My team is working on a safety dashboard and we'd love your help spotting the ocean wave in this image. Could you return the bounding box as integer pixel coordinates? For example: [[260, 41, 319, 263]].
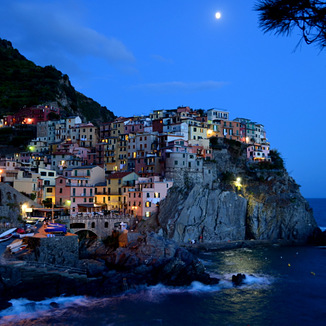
[[198, 258, 213, 266], [0, 274, 274, 324], [217, 273, 273, 290], [0, 296, 90, 325]]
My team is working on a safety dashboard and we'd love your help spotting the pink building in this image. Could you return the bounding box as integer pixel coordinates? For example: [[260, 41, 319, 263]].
[[55, 176, 72, 211], [247, 144, 271, 161], [126, 176, 173, 219], [58, 166, 106, 215], [124, 119, 146, 134]]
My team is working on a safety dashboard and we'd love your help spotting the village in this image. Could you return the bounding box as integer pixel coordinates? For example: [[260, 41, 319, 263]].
[[0, 105, 271, 221]]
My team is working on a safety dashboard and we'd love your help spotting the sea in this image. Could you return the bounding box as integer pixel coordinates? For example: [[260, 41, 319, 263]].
[[0, 198, 325, 326]]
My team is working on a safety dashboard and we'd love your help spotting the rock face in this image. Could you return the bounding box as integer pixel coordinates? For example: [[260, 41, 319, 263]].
[[158, 140, 317, 244], [159, 186, 247, 243], [0, 183, 41, 223], [105, 232, 218, 286]]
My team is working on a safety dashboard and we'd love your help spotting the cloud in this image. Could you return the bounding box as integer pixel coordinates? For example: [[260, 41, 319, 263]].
[[151, 54, 174, 64], [0, 0, 135, 65], [132, 81, 228, 93]]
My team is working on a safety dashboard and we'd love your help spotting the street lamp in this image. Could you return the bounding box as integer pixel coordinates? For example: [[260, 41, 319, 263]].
[[234, 177, 242, 190], [21, 203, 28, 219]]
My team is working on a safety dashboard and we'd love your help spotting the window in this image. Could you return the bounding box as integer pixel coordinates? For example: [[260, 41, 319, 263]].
[[41, 172, 46, 176], [145, 212, 151, 218], [48, 172, 55, 177], [59, 179, 63, 184], [174, 161, 178, 165], [46, 188, 52, 193], [145, 201, 151, 207], [59, 188, 63, 193]]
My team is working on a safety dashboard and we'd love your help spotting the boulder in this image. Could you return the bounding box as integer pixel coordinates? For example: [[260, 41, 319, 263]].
[[105, 232, 219, 286], [232, 273, 246, 286]]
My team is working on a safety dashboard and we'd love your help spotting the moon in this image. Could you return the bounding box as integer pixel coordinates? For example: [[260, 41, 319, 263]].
[[215, 12, 221, 19]]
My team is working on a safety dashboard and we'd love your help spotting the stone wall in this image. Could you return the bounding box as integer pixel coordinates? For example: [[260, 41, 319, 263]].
[[24, 235, 79, 267]]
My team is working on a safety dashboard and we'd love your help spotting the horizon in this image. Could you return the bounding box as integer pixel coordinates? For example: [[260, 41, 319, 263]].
[[1, 0, 325, 198]]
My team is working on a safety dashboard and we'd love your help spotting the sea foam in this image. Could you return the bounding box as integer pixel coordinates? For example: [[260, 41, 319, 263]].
[[0, 296, 89, 325]]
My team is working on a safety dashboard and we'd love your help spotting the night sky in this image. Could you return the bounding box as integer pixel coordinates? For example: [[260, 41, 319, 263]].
[[1, 0, 325, 198]]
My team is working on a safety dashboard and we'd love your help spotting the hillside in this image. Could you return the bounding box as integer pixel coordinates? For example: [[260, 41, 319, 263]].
[[0, 38, 115, 124]]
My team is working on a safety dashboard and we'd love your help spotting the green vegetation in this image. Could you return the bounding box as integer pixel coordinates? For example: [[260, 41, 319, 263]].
[[42, 198, 53, 208], [0, 38, 115, 124], [102, 230, 120, 249], [255, 149, 285, 170], [0, 125, 36, 153], [220, 171, 236, 183], [209, 136, 223, 150]]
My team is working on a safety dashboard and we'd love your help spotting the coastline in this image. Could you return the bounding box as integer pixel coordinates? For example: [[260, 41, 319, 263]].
[[182, 238, 312, 252], [1, 226, 324, 311]]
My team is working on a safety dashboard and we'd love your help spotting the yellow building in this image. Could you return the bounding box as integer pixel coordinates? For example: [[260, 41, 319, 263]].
[[188, 124, 207, 141], [107, 172, 139, 211], [73, 123, 99, 148], [94, 182, 108, 208]]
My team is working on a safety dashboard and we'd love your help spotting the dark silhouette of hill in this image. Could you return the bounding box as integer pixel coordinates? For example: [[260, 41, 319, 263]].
[[0, 38, 115, 124]]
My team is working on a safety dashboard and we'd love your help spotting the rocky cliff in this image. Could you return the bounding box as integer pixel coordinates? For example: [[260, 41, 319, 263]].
[[158, 139, 317, 244], [0, 183, 42, 224]]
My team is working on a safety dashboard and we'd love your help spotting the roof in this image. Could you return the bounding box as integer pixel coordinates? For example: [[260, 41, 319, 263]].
[[107, 172, 133, 179], [77, 204, 104, 208], [65, 166, 99, 171]]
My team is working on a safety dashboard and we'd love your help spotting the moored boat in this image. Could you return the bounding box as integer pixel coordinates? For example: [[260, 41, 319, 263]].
[[19, 232, 34, 238], [6, 239, 23, 250], [0, 228, 16, 242], [11, 244, 28, 254], [44, 225, 67, 234]]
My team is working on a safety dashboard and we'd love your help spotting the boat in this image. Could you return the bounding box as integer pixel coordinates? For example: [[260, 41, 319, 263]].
[[44, 225, 67, 234], [47, 223, 66, 228], [19, 233, 34, 238], [11, 244, 28, 254], [0, 228, 16, 242], [7, 239, 23, 250]]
